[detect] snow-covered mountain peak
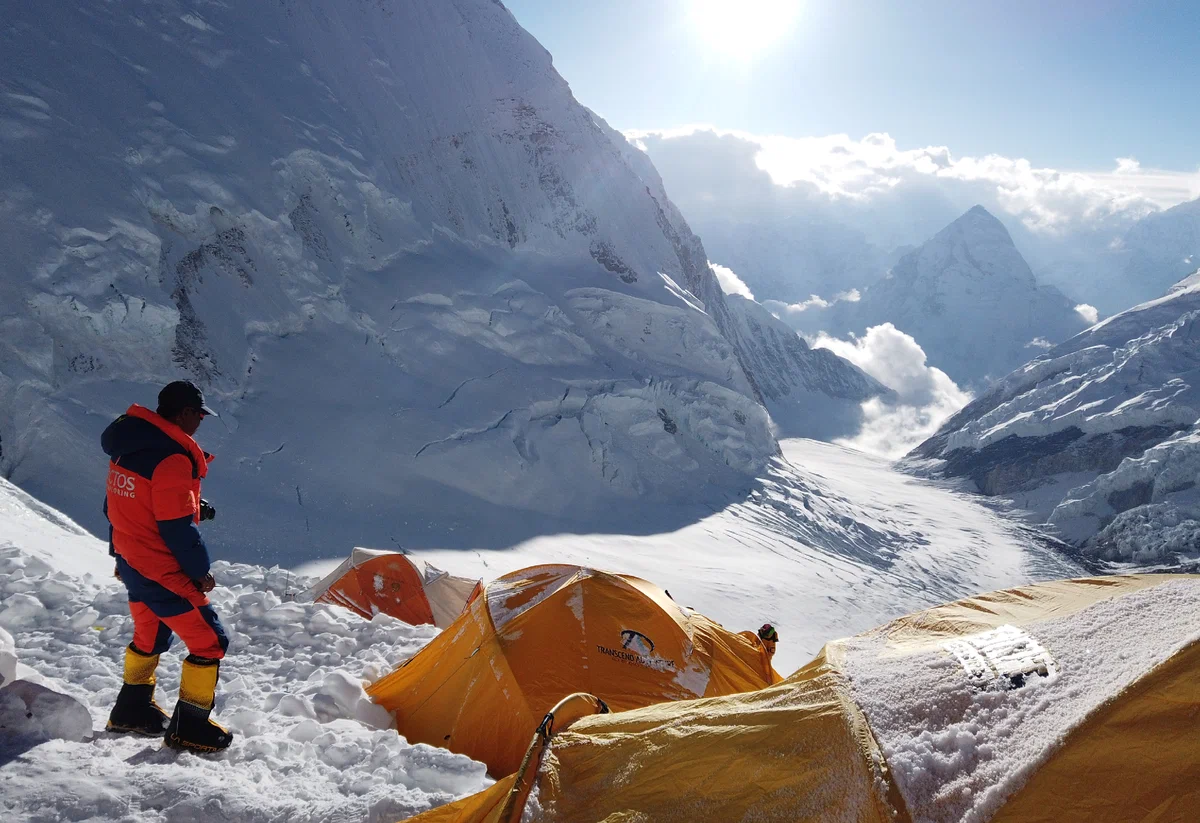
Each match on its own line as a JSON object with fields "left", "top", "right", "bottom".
{"left": 834, "top": 207, "right": 1088, "bottom": 387}
{"left": 900, "top": 204, "right": 1034, "bottom": 288}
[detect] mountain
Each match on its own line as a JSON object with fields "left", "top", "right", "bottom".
{"left": 0, "top": 0, "right": 880, "bottom": 564}
{"left": 719, "top": 295, "right": 893, "bottom": 439}
{"left": 1037, "top": 196, "right": 1200, "bottom": 317}
{"left": 1115, "top": 196, "right": 1200, "bottom": 305}
{"left": 834, "top": 206, "right": 1090, "bottom": 388}
{"left": 909, "top": 271, "right": 1200, "bottom": 568}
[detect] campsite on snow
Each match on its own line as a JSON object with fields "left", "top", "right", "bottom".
{"left": 2, "top": 1, "right": 1198, "bottom": 821}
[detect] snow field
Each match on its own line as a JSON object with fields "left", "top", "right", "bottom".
{"left": 842, "top": 579, "right": 1200, "bottom": 823}
{"left": 0, "top": 540, "right": 491, "bottom": 822}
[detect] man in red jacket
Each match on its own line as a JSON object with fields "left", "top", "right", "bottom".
{"left": 103, "top": 380, "right": 232, "bottom": 752}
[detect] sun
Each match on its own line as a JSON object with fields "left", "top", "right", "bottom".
{"left": 689, "top": 0, "right": 802, "bottom": 60}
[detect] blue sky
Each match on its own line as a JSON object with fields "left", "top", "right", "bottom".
{"left": 504, "top": 0, "right": 1200, "bottom": 172}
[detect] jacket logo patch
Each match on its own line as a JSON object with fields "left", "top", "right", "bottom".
{"left": 107, "top": 468, "right": 138, "bottom": 499}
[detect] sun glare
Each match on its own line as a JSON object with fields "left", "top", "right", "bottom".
{"left": 689, "top": 0, "right": 802, "bottom": 60}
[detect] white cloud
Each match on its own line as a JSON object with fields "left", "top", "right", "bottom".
{"left": 811, "top": 323, "right": 972, "bottom": 459}
{"left": 1074, "top": 303, "right": 1100, "bottom": 324}
{"left": 629, "top": 126, "right": 1200, "bottom": 240}
{"left": 709, "top": 260, "right": 755, "bottom": 300}
{"left": 1027, "top": 337, "right": 1055, "bottom": 350}
{"left": 762, "top": 289, "right": 859, "bottom": 318}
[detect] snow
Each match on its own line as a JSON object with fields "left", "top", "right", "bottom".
{"left": 314, "top": 439, "right": 1085, "bottom": 675}
{"left": 842, "top": 578, "right": 1200, "bottom": 823}
{"left": 0, "top": 433, "right": 1111, "bottom": 820}
{"left": 1048, "top": 426, "right": 1200, "bottom": 562}
{"left": 0, "top": 483, "right": 490, "bottom": 822}
{"left": 914, "top": 272, "right": 1200, "bottom": 566}
{"left": 0, "top": 0, "right": 879, "bottom": 574}
{"left": 830, "top": 206, "right": 1089, "bottom": 389}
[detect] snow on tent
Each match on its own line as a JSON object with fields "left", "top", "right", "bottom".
{"left": 367, "top": 564, "right": 781, "bottom": 776}
{"left": 309, "top": 548, "right": 481, "bottom": 628}
{"left": 399, "top": 574, "right": 1200, "bottom": 823}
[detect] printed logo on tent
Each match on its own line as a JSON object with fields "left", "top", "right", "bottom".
{"left": 944, "top": 624, "right": 1058, "bottom": 689}
{"left": 595, "top": 629, "right": 676, "bottom": 673}
{"left": 620, "top": 629, "right": 655, "bottom": 656}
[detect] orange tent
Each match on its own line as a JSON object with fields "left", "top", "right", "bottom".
{"left": 367, "top": 564, "right": 781, "bottom": 776}
{"left": 399, "top": 574, "right": 1200, "bottom": 823}
{"left": 309, "top": 548, "right": 481, "bottom": 628}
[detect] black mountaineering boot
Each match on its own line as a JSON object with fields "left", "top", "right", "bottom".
{"left": 107, "top": 645, "right": 170, "bottom": 735}
{"left": 164, "top": 655, "right": 233, "bottom": 753}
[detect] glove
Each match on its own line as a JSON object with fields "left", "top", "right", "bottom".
{"left": 194, "top": 573, "right": 216, "bottom": 593}
{"left": 199, "top": 498, "right": 216, "bottom": 522}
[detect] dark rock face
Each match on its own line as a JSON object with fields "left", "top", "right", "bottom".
{"left": 936, "top": 424, "right": 1191, "bottom": 496}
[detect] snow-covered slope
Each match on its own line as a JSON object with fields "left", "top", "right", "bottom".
{"left": 835, "top": 206, "right": 1089, "bottom": 388}
{"left": 0, "top": 0, "right": 874, "bottom": 565}
{"left": 1, "top": 439, "right": 1084, "bottom": 817}
{"left": 909, "top": 272, "right": 1200, "bottom": 567}
{"left": 0, "top": 479, "right": 492, "bottom": 822}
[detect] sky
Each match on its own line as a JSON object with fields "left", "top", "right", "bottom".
{"left": 504, "top": 0, "right": 1200, "bottom": 172}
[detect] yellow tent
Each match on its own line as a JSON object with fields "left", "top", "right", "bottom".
{"left": 367, "top": 564, "right": 781, "bottom": 776}
{"left": 400, "top": 574, "right": 1200, "bottom": 823}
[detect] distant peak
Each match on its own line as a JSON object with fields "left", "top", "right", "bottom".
{"left": 932, "top": 204, "right": 1014, "bottom": 247}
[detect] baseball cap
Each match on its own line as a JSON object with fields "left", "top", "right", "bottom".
{"left": 158, "top": 380, "right": 218, "bottom": 417}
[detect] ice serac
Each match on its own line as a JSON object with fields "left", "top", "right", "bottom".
{"left": 0, "top": 0, "right": 866, "bottom": 562}
{"left": 908, "top": 271, "right": 1200, "bottom": 567}
{"left": 837, "top": 206, "right": 1089, "bottom": 387}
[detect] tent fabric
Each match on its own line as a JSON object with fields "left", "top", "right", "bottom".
{"left": 309, "top": 548, "right": 480, "bottom": 628}
{"left": 367, "top": 564, "right": 782, "bottom": 776}
{"left": 398, "top": 574, "right": 1200, "bottom": 823}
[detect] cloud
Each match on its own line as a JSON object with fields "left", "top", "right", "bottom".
{"left": 630, "top": 127, "right": 1200, "bottom": 243}
{"left": 1074, "top": 303, "right": 1100, "bottom": 324}
{"left": 709, "top": 260, "right": 755, "bottom": 300}
{"left": 1026, "top": 337, "right": 1055, "bottom": 350}
{"left": 762, "top": 289, "right": 859, "bottom": 317}
{"left": 811, "top": 323, "right": 972, "bottom": 459}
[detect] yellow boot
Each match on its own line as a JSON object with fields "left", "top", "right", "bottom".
{"left": 164, "top": 655, "right": 233, "bottom": 753}
{"left": 106, "top": 645, "right": 170, "bottom": 735}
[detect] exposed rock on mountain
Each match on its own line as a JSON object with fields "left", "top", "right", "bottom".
{"left": 909, "top": 272, "right": 1200, "bottom": 567}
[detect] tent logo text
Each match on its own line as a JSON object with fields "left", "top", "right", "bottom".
{"left": 596, "top": 629, "right": 676, "bottom": 673}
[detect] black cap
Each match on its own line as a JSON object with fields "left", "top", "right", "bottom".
{"left": 758, "top": 623, "right": 778, "bottom": 641}
{"left": 158, "top": 380, "right": 218, "bottom": 417}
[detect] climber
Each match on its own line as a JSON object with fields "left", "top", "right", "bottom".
{"left": 757, "top": 623, "right": 778, "bottom": 659}
{"left": 102, "top": 380, "right": 233, "bottom": 753}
